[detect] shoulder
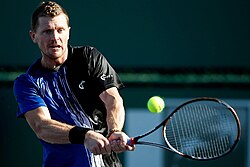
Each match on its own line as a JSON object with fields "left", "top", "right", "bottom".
{"left": 69, "top": 45, "right": 103, "bottom": 58}
{"left": 68, "top": 45, "right": 107, "bottom": 67}
{"left": 14, "top": 73, "right": 37, "bottom": 91}
{"left": 13, "top": 73, "right": 35, "bottom": 99}
{"left": 70, "top": 45, "right": 94, "bottom": 56}
{"left": 14, "top": 73, "right": 28, "bottom": 86}
{"left": 14, "top": 59, "right": 43, "bottom": 90}
{"left": 25, "top": 58, "right": 45, "bottom": 77}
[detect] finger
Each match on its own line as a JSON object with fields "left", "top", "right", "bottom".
{"left": 101, "top": 138, "right": 112, "bottom": 154}
{"left": 92, "top": 141, "right": 104, "bottom": 155}
{"left": 99, "top": 145, "right": 111, "bottom": 154}
{"left": 111, "top": 140, "right": 126, "bottom": 153}
{"left": 94, "top": 138, "right": 111, "bottom": 154}
{"left": 110, "top": 140, "right": 119, "bottom": 151}
{"left": 104, "top": 144, "right": 112, "bottom": 154}
{"left": 125, "top": 144, "right": 136, "bottom": 151}
{"left": 92, "top": 147, "right": 98, "bottom": 155}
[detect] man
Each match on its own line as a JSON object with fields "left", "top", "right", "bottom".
{"left": 13, "top": 1, "right": 134, "bottom": 167}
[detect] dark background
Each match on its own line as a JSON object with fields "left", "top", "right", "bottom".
{"left": 1, "top": 0, "right": 249, "bottom": 68}
{"left": 1, "top": 0, "right": 249, "bottom": 166}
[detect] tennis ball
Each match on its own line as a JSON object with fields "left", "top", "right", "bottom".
{"left": 147, "top": 96, "right": 165, "bottom": 113}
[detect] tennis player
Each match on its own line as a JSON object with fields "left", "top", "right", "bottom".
{"left": 13, "top": 1, "right": 134, "bottom": 167}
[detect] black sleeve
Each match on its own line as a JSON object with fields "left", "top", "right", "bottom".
{"left": 87, "top": 47, "right": 124, "bottom": 95}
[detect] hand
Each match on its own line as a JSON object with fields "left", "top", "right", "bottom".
{"left": 108, "top": 131, "right": 135, "bottom": 153}
{"left": 84, "top": 130, "right": 111, "bottom": 155}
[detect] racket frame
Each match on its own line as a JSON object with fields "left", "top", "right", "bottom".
{"left": 129, "top": 97, "right": 241, "bottom": 161}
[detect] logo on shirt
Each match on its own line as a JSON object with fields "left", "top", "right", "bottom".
{"left": 100, "top": 74, "right": 113, "bottom": 81}
{"left": 79, "top": 80, "right": 85, "bottom": 90}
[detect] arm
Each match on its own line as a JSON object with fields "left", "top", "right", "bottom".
{"left": 99, "top": 87, "right": 125, "bottom": 131}
{"left": 24, "top": 106, "right": 73, "bottom": 144}
{"left": 99, "top": 87, "right": 135, "bottom": 152}
{"left": 24, "top": 106, "right": 111, "bottom": 154}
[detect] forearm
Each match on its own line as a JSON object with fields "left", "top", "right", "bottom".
{"left": 106, "top": 98, "right": 125, "bottom": 131}
{"left": 99, "top": 87, "right": 125, "bottom": 131}
{"left": 25, "top": 107, "right": 75, "bottom": 144}
{"left": 31, "top": 118, "right": 74, "bottom": 144}
{"left": 27, "top": 114, "right": 111, "bottom": 154}
{"left": 99, "top": 87, "right": 136, "bottom": 152}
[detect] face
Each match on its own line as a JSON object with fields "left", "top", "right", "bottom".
{"left": 30, "top": 14, "right": 70, "bottom": 62}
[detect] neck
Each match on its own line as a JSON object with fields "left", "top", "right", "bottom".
{"left": 41, "top": 53, "right": 68, "bottom": 70}
{"left": 40, "top": 46, "right": 68, "bottom": 69}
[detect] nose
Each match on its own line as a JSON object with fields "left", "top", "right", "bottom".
{"left": 51, "top": 30, "right": 60, "bottom": 41}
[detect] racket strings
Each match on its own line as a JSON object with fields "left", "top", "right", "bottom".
{"left": 164, "top": 101, "right": 238, "bottom": 159}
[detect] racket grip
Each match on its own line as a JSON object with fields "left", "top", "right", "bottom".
{"left": 127, "top": 138, "right": 135, "bottom": 145}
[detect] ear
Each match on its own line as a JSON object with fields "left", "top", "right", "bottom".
{"left": 29, "top": 30, "right": 37, "bottom": 43}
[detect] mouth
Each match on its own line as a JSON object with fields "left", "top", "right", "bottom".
{"left": 49, "top": 45, "right": 61, "bottom": 49}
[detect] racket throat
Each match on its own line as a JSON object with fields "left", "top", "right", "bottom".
{"left": 127, "top": 137, "right": 138, "bottom": 145}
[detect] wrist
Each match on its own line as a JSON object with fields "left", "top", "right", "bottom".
{"left": 68, "top": 126, "right": 92, "bottom": 144}
{"left": 107, "top": 128, "right": 122, "bottom": 138}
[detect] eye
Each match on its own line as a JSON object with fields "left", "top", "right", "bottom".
{"left": 43, "top": 29, "right": 52, "bottom": 35}
{"left": 58, "top": 28, "right": 65, "bottom": 33}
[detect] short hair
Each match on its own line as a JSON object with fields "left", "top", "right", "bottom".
{"left": 31, "top": 1, "right": 69, "bottom": 31}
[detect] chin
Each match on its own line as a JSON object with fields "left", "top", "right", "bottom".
{"left": 46, "top": 53, "right": 61, "bottom": 59}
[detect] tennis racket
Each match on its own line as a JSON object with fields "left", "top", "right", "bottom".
{"left": 128, "top": 97, "right": 241, "bottom": 161}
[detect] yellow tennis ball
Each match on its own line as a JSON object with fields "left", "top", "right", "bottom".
{"left": 147, "top": 96, "right": 165, "bottom": 113}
